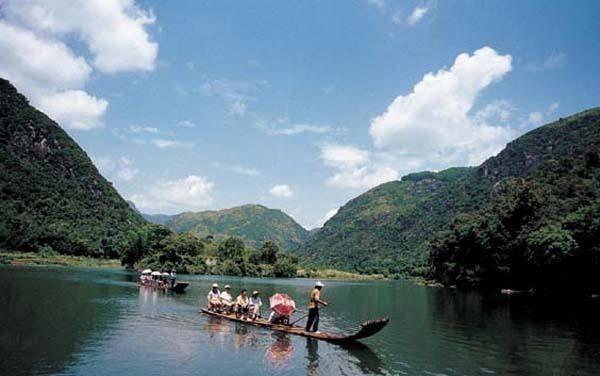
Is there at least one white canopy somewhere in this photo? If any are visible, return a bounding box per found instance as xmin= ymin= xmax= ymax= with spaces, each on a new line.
xmin=162 ymin=272 xmax=170 ymax=276
xmin=141 ymin=269 xmax=152 ymax=274
xmin=151 ymin=271 xmax=161 ymax=276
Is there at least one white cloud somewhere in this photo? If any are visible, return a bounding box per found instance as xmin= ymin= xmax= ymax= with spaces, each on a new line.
xmin=548 ymin=102 xmax=559 ymax=112
xmin=525 ymin=53 xmax=567 ymax=72
xmin=317 ymin=208 xmax=339 ymax=227
xmin=366 ymin=0 xmax=386 ymax=10
xmin=528 ymin=111 xmax=543 ymax=125
xmin=406 ymin=6 xmax=430 ymax=26
xmin=269 ymin=184 xmax=294 ymax=198
xmin=129 ymin=125 xmax=160 ymax=134
xmin=37 ymin=90 xmax=108 ymax=130
xmin=93 ymin=156 xmax=138 ymax=182
xmin=131 ymin=175 xmax=214 ymax=213
xmin=257 ymin=119 xmax=336 ymax=136
xmin=0 ymin=0 xmax=158 ymax=130
xmin=3 ymin=0 xmax=158 ymax=73
xmin=151 ymin=139 xmax=193 ymax=149
xmin=230 ymin=101 xmax=247 ymax=116
xmin=321 ymin=144 xmax=399 ymax=189
xmin=369 ymin=46 xmax=515 ymax=168
xmin=474 ymin=100 xmax=514 ymax=125
xmin=177 ymin=120 xmax=196 ymax=128
xmin=213 ymin=162 xmax=260 ymax=176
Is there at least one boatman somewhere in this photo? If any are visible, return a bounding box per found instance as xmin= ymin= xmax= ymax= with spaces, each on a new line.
xmin=207 ymin=283 xmax=221 ymax=311
xmin=305 ymin=281 xmax=327 ymax=333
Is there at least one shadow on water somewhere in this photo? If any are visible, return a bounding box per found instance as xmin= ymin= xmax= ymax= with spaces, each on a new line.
xmin=338 ymin=341 xmax=385 ymax=375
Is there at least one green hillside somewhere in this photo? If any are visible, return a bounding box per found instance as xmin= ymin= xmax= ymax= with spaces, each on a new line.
xmin=165 ymin=204 xmax=309 ymax=250
xmin=0 ymin=78 xmax=146 ymax=257
xmin=298 ymin=108 xmax=600 ymax=279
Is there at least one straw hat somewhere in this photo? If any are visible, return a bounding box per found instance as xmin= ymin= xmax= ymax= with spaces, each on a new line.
xmin=212 ymin=283 xmax=219 ymax=288
xmin=224 ymin=285 xmax=231 ymax=289
xmin=252 ymin=290 xmax=259 ymax=295
xmin=315 ymin=281 xmax=324 ymax=287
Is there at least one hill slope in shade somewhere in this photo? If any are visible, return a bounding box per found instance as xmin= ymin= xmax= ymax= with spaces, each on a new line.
xmin=0 ymin=78 xmax=146 ymax=256
xmin=297 ymin=108 xmax=600 ymax=276
xmin=165 ymin=204 xmax=309 ymax=250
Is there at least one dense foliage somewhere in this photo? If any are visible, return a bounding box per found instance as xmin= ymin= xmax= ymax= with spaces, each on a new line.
xmin=0 ymin=78 xmax=146 ymax=256
xmin=124 ymin=226 xmax=298 ymax=277
xmin=298 ymin=107 xmax=600 ymax=285
xmin=430 ymin=144 xmax=600 ymax=292
xmin=163 ymin=204 xmax=309 ymax=249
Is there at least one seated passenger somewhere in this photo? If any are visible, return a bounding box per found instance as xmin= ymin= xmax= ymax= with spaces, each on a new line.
xmin=268 ymin=310 xmax=290 ymax=325
xmin=235 ymin=289 xmax=250 ymax=319
xmin=207 ymin=283 xmax=221 ymax=311
xmin=249 ymin=290 xmax=262 ymax=320
xmin=220 ymin=285 xmax=234 ymax=313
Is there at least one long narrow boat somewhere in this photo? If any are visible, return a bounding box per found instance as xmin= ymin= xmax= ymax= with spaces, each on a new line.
xmin=138 ymin=282 xmax=189 ymax=292
xmin=200 ymin=308 xmax=389 ymax=343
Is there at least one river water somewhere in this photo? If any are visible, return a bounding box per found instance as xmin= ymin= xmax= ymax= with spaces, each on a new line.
xmin=0 ymin=266 xmax=599 ymax=375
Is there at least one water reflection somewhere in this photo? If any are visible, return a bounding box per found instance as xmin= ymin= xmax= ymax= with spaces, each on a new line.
xmin=340 ymin=342 xmax=385 ymax=375
xmin=305 ymin=339 xmax=319 ymax=376
xmin=265 ymin=333 xmax=294 ymax=370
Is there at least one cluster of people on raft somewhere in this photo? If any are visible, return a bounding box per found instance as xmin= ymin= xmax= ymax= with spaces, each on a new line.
xmin=206 ymin=281 xmax=328 ymax=333
xmin=139 ymin=269 xmax=177 ymax=289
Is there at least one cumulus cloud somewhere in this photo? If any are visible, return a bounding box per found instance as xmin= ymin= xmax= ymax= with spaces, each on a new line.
xmin=269 ymin=184 xmax=294 ymax=198
xmin=131 ymin=175 xmax=214 ymax=213
xmin=37 ymin=90 xmax=108 ymax=130
xmin=321 ymin=144 xmax=399 ymax=189
xmin=93 ymin=156 xmax=138 ymax=182
xmin=3 ymin=0 xmax=158 ymax=73
xmin=0 ymin=0 xmax=158 ymax=129
xmin=406 ymin=6 xmax=430 ymax=26
xmin=369 ymin=46 xmax=515 ymax=168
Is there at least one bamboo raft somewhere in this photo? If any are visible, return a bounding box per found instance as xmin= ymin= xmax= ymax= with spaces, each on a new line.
xmin=138 ymin=282 xmax=189 ymax=292
xmin=200 ymin=308 xmax=389 ymax=343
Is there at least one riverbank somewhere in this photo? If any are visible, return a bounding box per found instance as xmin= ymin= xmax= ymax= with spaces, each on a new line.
xmin=0 ymin=252 xmax=386 ymax=280
xmin=0 ymin=252 xmax=121 ymax=268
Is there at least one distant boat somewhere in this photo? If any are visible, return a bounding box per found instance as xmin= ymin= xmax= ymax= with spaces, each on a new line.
xmin=139 ymin=281 xmax=189 ymax=293
xmin=200 ymin=308 xmax=389 ymax=344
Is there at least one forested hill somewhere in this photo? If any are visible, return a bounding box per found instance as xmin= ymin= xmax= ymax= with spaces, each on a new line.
xmin=164 ymin=204 xmax=310 ymax=250
xmin=0 ymin=78 xmax=146 ymax=256
xmin=297 ymin=108 xmax=600 ymax=280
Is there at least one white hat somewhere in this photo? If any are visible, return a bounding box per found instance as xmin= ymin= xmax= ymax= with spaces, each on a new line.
xmin=315 ymin=281 xmax=324 ymax=287
xmin=224 ymin=284 xmax=231 ymax=289
xmin=212 ymin=283 xmax=219 ymax=288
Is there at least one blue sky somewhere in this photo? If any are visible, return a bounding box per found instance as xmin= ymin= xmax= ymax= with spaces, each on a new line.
xmin=1 ymin=0 xmax=600 ymax=228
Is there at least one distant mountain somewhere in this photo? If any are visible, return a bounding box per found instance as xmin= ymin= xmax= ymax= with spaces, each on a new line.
xmin=297 ymin=108 xmax=600 ymax=278
xmin=164 ymin=204 xmax=309 ymax=250
xmin=0 ymin=78 xmax=146 ymax=256
xmin=127 ymin=200 xmax=172 ymax=225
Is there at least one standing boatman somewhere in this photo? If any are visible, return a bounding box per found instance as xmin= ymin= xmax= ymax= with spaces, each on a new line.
xmin=305 ymin=281 xmax=328 ymax=333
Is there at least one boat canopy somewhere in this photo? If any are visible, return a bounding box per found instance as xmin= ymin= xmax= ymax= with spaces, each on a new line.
xmin=151 ymin=271 xmax=161 ymax=276
xmin=141 ymin=269 xmax=152 ymax=274
xmin=162 ymin=272 xmax=170 ymax=276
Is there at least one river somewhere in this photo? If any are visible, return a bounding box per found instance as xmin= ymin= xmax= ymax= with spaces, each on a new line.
xmin=0 ymin=266 xmax=599 ymax=375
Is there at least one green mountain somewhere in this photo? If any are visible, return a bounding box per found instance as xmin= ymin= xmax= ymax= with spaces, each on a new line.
xmin=164 ymin=204 xmax=309 ymax=250
xmin=0 ymin=78 xmax=146 ymax=257
xmin=298 ymin=108 xmax=600 ymax=280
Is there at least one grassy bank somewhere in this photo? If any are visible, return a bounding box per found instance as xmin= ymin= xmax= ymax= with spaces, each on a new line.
xmin=0 ymin=252 xmax=121 ymax=268
xmin=296 ymin=268 xmax=386 ymax=281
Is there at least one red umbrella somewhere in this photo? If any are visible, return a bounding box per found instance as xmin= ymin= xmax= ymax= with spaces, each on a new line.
xmin=269 ymin=293 xmax=296 ymax=316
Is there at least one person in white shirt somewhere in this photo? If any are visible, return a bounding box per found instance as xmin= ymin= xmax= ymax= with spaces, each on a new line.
xmin=170 ymin=269 xmax=177 ymax=288
xmin=236 ymin=289 xmax=250 ymax=319
xmin=220 ymin=285 xmax=234 ymax=313
xmin=207 ymin=283 xmax=221 ymax=311
xmin=249 ymin=290 xmax=263 ymax=320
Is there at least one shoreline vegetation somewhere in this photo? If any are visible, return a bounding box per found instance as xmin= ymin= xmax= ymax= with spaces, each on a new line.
xmin=0 ymin=251 xmax=384 ymax=281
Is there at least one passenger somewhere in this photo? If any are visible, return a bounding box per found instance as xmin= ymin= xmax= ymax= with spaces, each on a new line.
xmin=220 ymin=285 xmax=234 ymax=313
xmin=207 ymin=283 xmax=221 ymax=311
xmin=235 ymin=289 xmax=250 ymax=319
xmin=305 ymin=281 xmax=328 ymax=333
xmin=249 ymin=290 xmax=263 ymax=320
xmin=268 ymin=310 xmax=288 ymax=324
xmin=170 ymin=269 xmax=177 ymax=288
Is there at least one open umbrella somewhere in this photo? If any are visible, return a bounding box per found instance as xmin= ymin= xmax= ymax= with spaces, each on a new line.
xmin=269 ymin=293 xmax=296 ymax=316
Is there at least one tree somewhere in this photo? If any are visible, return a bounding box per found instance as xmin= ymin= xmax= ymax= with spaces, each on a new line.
xmin=218 ymin=237 xmax=245 ymax=263
xmin=273 ymin=255 xmax=297 ymax=278
xmin=260 ymin=240 xmax=279 ymax=264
